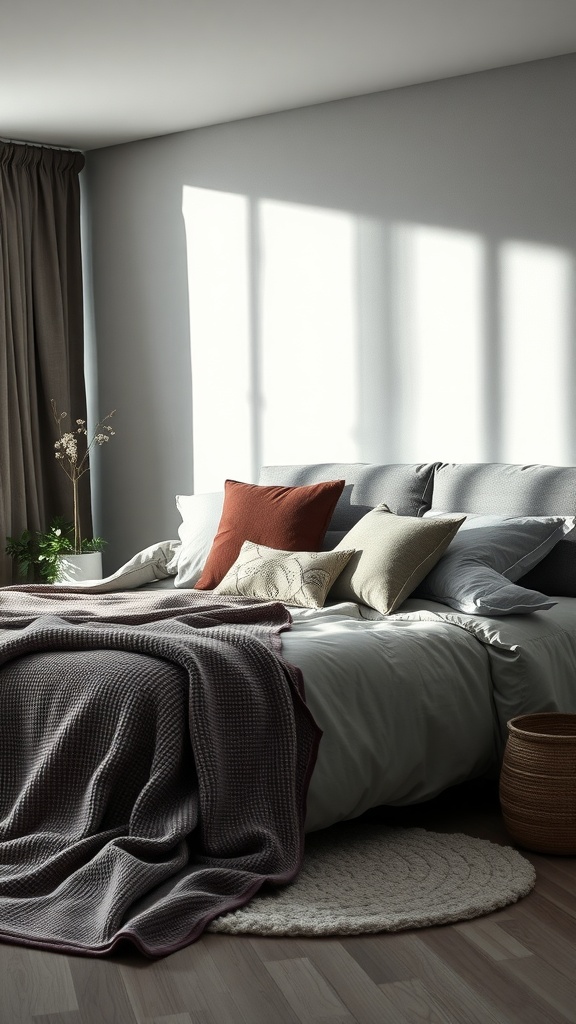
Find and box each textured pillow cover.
[417,512,576,614]
[195,478,346,590]
[174,492,224,588]
[214,541,355,608]
[329,504,465,615]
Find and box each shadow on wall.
[183,185,576,493]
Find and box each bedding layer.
[285,603,498,832]
[2,580,576,955]
[0,590,320,957]
[397,596,576,747]
[290,598,576,833]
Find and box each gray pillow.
[329,504,465,615]
[417,512,576,615]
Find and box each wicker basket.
[500,712,576,855]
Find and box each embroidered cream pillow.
[213,541,355,608]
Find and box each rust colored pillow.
[194,477,345,590]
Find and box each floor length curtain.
[0,142,90,584]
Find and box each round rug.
[207,824,536,936]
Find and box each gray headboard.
[430,462,576,596]
[431,462,576,517]
[258,460,576,596]
[258,462,438,548]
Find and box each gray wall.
[86,53,576,571]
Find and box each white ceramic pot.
[56,552,103,583]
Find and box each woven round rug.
[207,824,536,936]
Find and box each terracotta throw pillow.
[194,478,346,590]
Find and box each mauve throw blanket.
[0,588,321,957]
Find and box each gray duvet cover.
[289,597,576,832]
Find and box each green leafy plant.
[6,402,115,583]
[5,518,106,584]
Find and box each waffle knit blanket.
[0,589,321,957]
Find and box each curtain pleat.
[0,142,89,584]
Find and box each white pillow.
[174,491,224,588]
[54,539,180,592]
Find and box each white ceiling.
[2,0,576,152]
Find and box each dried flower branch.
[51,400,116,554]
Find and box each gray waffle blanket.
[0,589,321,957]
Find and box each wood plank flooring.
[1,781,575,1024]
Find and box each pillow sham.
[329,504,465,615]
[214,540,355,608]
[174,491,224,588]
[416,512,576,614]
[55,539,179,592]
[195,478,345,590]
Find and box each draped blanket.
[0,589,321,957]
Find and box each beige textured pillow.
[214,541,355,609]
[330,504,465,614]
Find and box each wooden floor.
[2,781,575,1024]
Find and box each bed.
[2,460,576,958]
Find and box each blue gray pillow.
[416,512,576,615]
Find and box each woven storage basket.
[500,712,576,855]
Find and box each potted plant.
[5,518,106,584]
[5,401,116,584]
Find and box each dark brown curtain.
[0,142,90,584]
